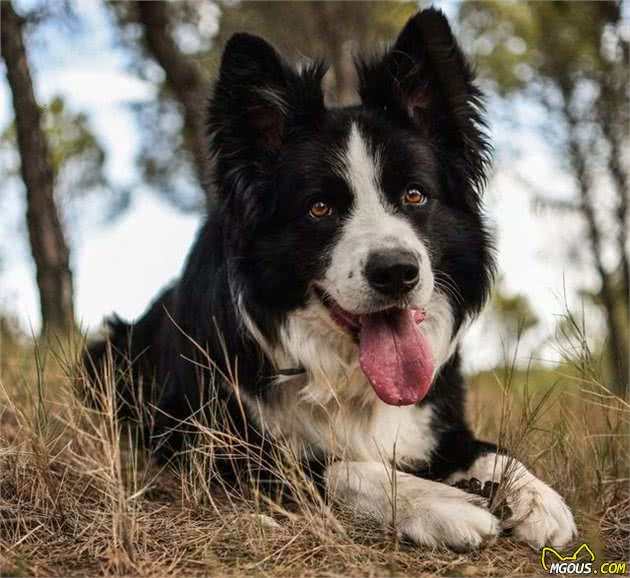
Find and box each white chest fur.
[247,381,436,465]
[239,297,449,466]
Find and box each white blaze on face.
[238,123,461,441]
[322,123,434,313]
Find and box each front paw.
[399,484,499,551]
[448,454,576,548]
[506,478,576,548]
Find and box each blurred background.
[1,0,628,393]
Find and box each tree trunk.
[603,116,630,312]
[598,83,630,312]
[134,1,210,203]
[563,103,628,394]
[310,2,359,106]
[1,0,75,335]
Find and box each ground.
[0,331,628,577]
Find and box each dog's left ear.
[209,33,326,194]
[358,8,491,204]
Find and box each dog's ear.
[209,33,326,187]
[213,34,288,154]
[358,8,491,204]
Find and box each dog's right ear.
[358,9,491,207]
[209,33,326,189]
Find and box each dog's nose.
[365,250,420,297]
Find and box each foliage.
[1,95,129,223]
[203,1,417,65]
[490,276,539,337]
[458,1,629,391]
[108,1,418,212]
[458,2,624,95]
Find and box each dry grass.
[0,324,628,577]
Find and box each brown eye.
[309,201,333,219]
[403,187,427,206]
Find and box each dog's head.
[208,9,494,405]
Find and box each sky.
[0,1,603,372]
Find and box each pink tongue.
[359,309,434,406]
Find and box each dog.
[85,8,576,551]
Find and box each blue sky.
[0,1,602,371]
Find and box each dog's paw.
[399,485,499,551]
[327,461,499,552]
[448,454,576,548]
[505,476,576,548]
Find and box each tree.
[492,278,539,336]
[203,2,418,105]
[131,1,210,204]
[108,1,417,212]
[458,1,629,393]
[2,96,126,225]
[479,277,540,366]
[1,0,75,335]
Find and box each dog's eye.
[309,201,333,219]
[403,187,427,206]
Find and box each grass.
[0,320,628,577]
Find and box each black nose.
[364,250,420,297]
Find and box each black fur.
[84,9,496,486]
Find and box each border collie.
[85,9,576,551]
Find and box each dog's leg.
[447,451,576,547]
[326,461,499,551]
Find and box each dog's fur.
[85,9,576,550]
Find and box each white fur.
[447,453,577,547]
[232,118,574,553]
[235,122,475,549]
[241,293,437,463]
[238,285,462,465]
[236,123,459,463]
[249,385,436,465]
[237,125,464,462]
[322,123,434,314]
[327,461,499,550]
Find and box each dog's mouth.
[315,288,434,406]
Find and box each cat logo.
[542,543,626,575]
[541,543,595,573]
